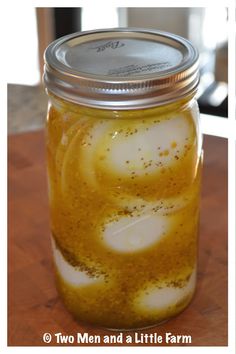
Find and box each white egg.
[51,238,104,286]
[100,115,193,177]
[101,213,168,253]
[134,268,196,313]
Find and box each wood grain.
[8,131,228,346]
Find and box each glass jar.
[44,28,202,330]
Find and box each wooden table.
[8,131,228,346]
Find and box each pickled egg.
[101,213,168,253]
[134,268,196,313]
[51,238,104,286]
[97,115,194,178]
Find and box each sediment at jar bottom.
[52,237,197,329]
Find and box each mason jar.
[43,28,202,330]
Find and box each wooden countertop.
[8,130,228,346]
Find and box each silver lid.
[44,28,199,110]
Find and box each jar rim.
[43,27,199,110]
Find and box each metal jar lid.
[43,27,199,110]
